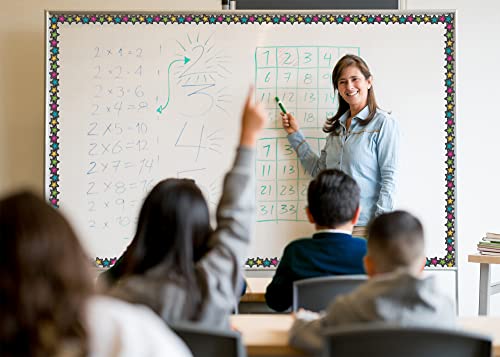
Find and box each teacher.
[281,54,399,237]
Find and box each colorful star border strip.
[95,257,118,268]
[47,12,455,268]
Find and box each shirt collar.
[315,228,352,235]
[339,105,370,126]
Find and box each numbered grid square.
[339,47,360,58]
[318,67,333,89]
[256,68,276,89]
[295,108,319,129]
[256,138,277,160]
[257,180,277,202]
[276,180,299,201]
[276,89,298,110]
[297,68,318,89]
[297,89,319,107]
[255,47,277,67]
[257,202,277,221]
[318,47,340,68]
[297,200,308,221]
[264,109,279,129]
[277,160,299,180]
[318,89,337,109]
[256,88,278,109]
[277,201,299,221]
[256,161,277,180]
[298,47,318,68]
[297,179,310,199]
[277,67,299,88]
[277,48,299,67]
[276,138,296,160]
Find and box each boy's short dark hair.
[307,169,360,228]
[367,211,424,273]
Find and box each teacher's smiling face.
[337,65,373,114]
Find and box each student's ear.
[363,255,376,277]
[305,207,315,224]
[351,206,361,226]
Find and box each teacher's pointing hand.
[281,112,299,135]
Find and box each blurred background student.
[0,191,192,357]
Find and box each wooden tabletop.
[231,314,500,357]
[459,317,500,356]
[231,314,304,356]
[468,254,500,264]
[240,277,270,303]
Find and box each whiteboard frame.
[44,10,457,272]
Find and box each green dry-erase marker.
[275,96,287,114]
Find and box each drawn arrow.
[156,56,191,114]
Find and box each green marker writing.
[275,96,287,114]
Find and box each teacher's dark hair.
[307,169,360,228]
[324,54,379,133]
[111,178,212,319]
[0,191,91,357]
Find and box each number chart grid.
[256,137,325,222]
[254,46,360,130]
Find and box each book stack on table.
[478,232,500,255]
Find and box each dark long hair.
[115,178,213,318]
[324,54,379,133]
[0,191,92,357]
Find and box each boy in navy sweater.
[265,169,367,312]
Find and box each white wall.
[1,0,499,316]
[405,0,500,316]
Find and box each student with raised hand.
[105,87,266,328]
[288,211,456,355]
[0,191,192,357]
[265,169,367,312]
[281,54,399,237]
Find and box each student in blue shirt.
[265,169,367,312]
[281,54,399,237]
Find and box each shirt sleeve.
[288,317,325,355]
[375,116,400,216]
[288,130,327,177]
[197,147,255,310]
[265,247,294,312]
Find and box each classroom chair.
[292,275,367,312]
[324,323,492,357]
[170,322,247,357]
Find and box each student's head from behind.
[306,169,360,229]
[0,191,92,356]
[120,178,212,277]
[364,210,426,277]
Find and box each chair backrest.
[324,323,493,357]
[292,275,367,312]
[170,322,247,357]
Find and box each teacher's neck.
[348,104,366,118]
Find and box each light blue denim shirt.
[288,106,399,226]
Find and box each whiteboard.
[45,11,456,269]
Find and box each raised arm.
[198,87,266,307]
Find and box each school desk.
[239,277,274,313]
[230,314,500,357]
[468,254,500,315]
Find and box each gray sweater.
[289,270,456,354]
[110,148,255,329]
